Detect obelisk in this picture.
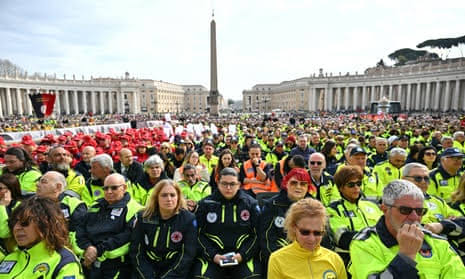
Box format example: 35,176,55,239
208,11,220,116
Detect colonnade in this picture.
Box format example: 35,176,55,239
0,87,140,117
312,79,464,112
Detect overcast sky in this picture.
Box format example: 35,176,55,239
1,0,464,100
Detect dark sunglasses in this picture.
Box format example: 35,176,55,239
13,218,32,227
346,181,362,188
102,184,123,191
405,175,430,183
297,227,324,237
386,204,428,216
309,161,323,166
424,152,436,156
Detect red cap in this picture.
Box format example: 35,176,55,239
36,145,48,153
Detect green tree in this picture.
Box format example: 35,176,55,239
388,48,438,66
417,35,465,58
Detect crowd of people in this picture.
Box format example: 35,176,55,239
1,113,465,278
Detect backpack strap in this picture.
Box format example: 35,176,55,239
52,248,80,279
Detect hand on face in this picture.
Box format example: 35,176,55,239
397,223,424,260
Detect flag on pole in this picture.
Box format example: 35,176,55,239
29,93,56,118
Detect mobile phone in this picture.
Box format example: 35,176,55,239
220,252,238,267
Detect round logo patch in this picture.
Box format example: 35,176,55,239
240,209,250,221
94,189,101,197
274,216,285,228
420,249,433,258
171,231,183,243
323,270,337,279
207,212,217,223
33,263,50,274
426,201,437,210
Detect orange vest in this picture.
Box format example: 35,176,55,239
242,160,279,194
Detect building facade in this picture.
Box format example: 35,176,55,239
243,58,465,112
0,72,217,117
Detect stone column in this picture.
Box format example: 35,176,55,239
72,91,78,114
0,90,3,117
5,87,12,115
311,88,317,111
343,87,349,109
116,91,121,113
55,90,61,115
99,91,105,114
369,86,373,103
120,92,125,113
424,82,431,110
131,91,137,113
14,88,23,115
353,87,358,109
108,92,113,113
415,83,421,111
405,84,411,111
434,81,441,111
91,91,96,114
388,85,393,100
452,80,461,111
443,80,451,112
25,89,33,115
82,91,87,114
64,91,70,115
361,86,366,110
336,88,341,110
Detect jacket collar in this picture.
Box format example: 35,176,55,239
376,216,398,248
99,192,130,208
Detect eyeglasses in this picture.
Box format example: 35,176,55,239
288,180,308,188
424,152,436,156
184,173,196,178
296,227,324,237
102,184,124,191
346,181,362,188
386,204,428,216
309,161,323,166
219,182,238,189
14,218,32,227
405,175,430,183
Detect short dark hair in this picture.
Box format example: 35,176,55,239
334,165,363,188
219,167,239,180
5,147,35,170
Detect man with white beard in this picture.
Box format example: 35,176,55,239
45,146,86,198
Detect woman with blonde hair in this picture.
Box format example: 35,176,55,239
268,198,347,279
129,179,197,279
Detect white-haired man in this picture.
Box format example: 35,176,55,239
349,179,465,278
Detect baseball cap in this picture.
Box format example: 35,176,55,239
350,146,367,156
441,148,465,158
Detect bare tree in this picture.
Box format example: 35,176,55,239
0,59,25,76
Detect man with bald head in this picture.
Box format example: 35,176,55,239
115,148,145,185
308,152,339,206
36,171,87,256
77,173,143,278
75,145,96,181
